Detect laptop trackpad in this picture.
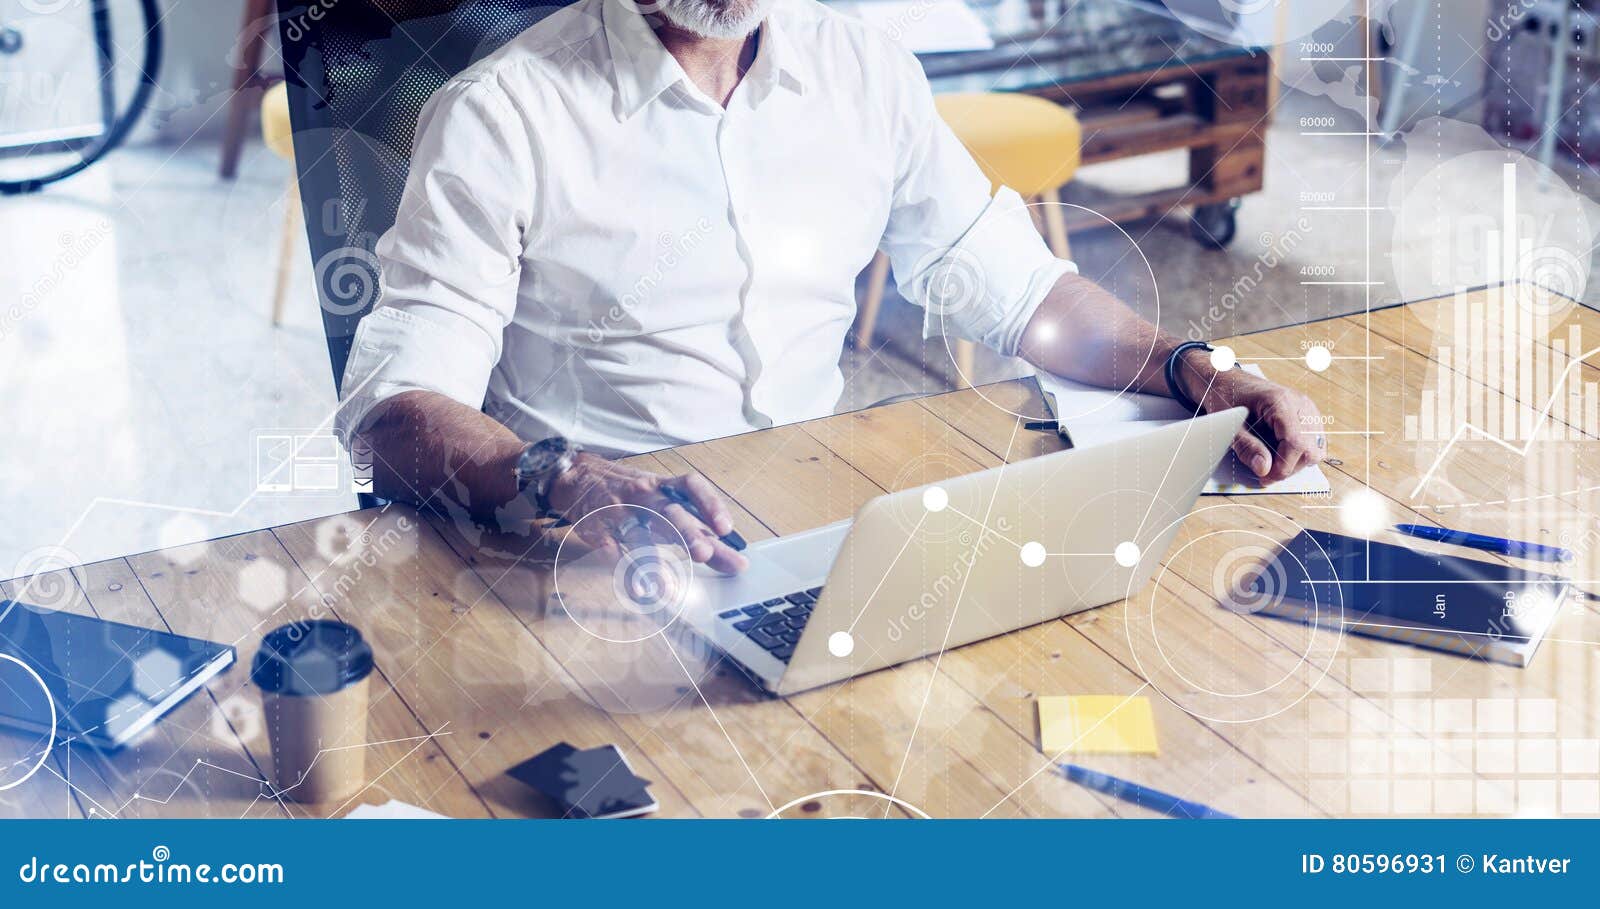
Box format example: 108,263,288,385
690,561,809,614
687,520,851,613
746,519,850,583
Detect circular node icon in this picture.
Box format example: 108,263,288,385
1213,539,1292,616
1304,345,1333,372
1114,541,1141,568
552,503,696,644
7,546,80,611
1125,503,1343,724
1338,487,1390,538
0,653,55,792
1388,140,1595,322
882,453,981,544
766,789,932,819
1051,486,1185,606
1019,541,1047,567
546,503,723,715
1209,345,1237,372
828,631,855,658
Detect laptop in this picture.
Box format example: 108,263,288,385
681,407,1247,696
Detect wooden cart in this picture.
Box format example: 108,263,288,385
922,0,1271,248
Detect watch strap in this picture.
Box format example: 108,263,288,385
1164,340,1214,416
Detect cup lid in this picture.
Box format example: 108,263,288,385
250,620,374,696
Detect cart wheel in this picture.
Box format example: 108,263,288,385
1190,200,1240,249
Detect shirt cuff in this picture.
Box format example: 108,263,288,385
919,188,1077,358
334,304,499,448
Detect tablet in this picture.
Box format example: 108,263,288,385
1247,529,1568,666
0,600,235,749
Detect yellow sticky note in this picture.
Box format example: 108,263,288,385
1037,695,1159,755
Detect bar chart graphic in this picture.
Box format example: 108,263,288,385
1405,164,1596,444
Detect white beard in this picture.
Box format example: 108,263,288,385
656,0,776,39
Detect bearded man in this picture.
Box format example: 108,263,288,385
335,0,1324,572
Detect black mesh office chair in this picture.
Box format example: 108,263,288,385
274,0,571,392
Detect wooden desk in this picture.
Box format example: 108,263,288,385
4,283,1600,819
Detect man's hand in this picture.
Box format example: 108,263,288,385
546,453,749,574
1180,357,1327,484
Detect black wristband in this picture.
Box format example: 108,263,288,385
1163,340,1213,416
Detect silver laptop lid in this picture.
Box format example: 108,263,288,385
776,408,1247,695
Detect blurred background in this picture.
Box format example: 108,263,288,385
2,0,1597,572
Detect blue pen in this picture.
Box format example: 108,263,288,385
1392,524,1572,563
1057,764,1234,819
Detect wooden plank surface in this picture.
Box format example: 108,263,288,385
5,283,1598,818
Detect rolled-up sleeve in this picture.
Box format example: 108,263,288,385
335,77,536,446
878,49,1075,358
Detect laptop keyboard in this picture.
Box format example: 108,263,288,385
716,587,822,663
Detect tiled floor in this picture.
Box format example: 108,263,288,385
4,91,1597,573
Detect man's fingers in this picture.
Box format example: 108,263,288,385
653,503,749,575
669,474,735,536
703,538,749,575
658,503,719,564
1298,407,1329,467
575,521,620,558
1263,405,1312,481
1232,429,1273,481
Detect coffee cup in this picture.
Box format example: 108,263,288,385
250,620,375,804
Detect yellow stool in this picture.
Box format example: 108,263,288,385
261,81,300,327
856,92,1082,386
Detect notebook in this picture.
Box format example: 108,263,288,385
1247,530,1569,667
0,600,236,748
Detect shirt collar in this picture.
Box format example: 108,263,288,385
601,0,807,120
746,3,809,102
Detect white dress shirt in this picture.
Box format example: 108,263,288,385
336,0,1074,457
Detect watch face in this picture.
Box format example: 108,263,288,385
518,438,569,485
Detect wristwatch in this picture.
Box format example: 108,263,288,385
1164,340,1227,416
515,437,581,516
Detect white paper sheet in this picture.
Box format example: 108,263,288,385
344,799,449,820
830,0,995,53
1036,365,1332,496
